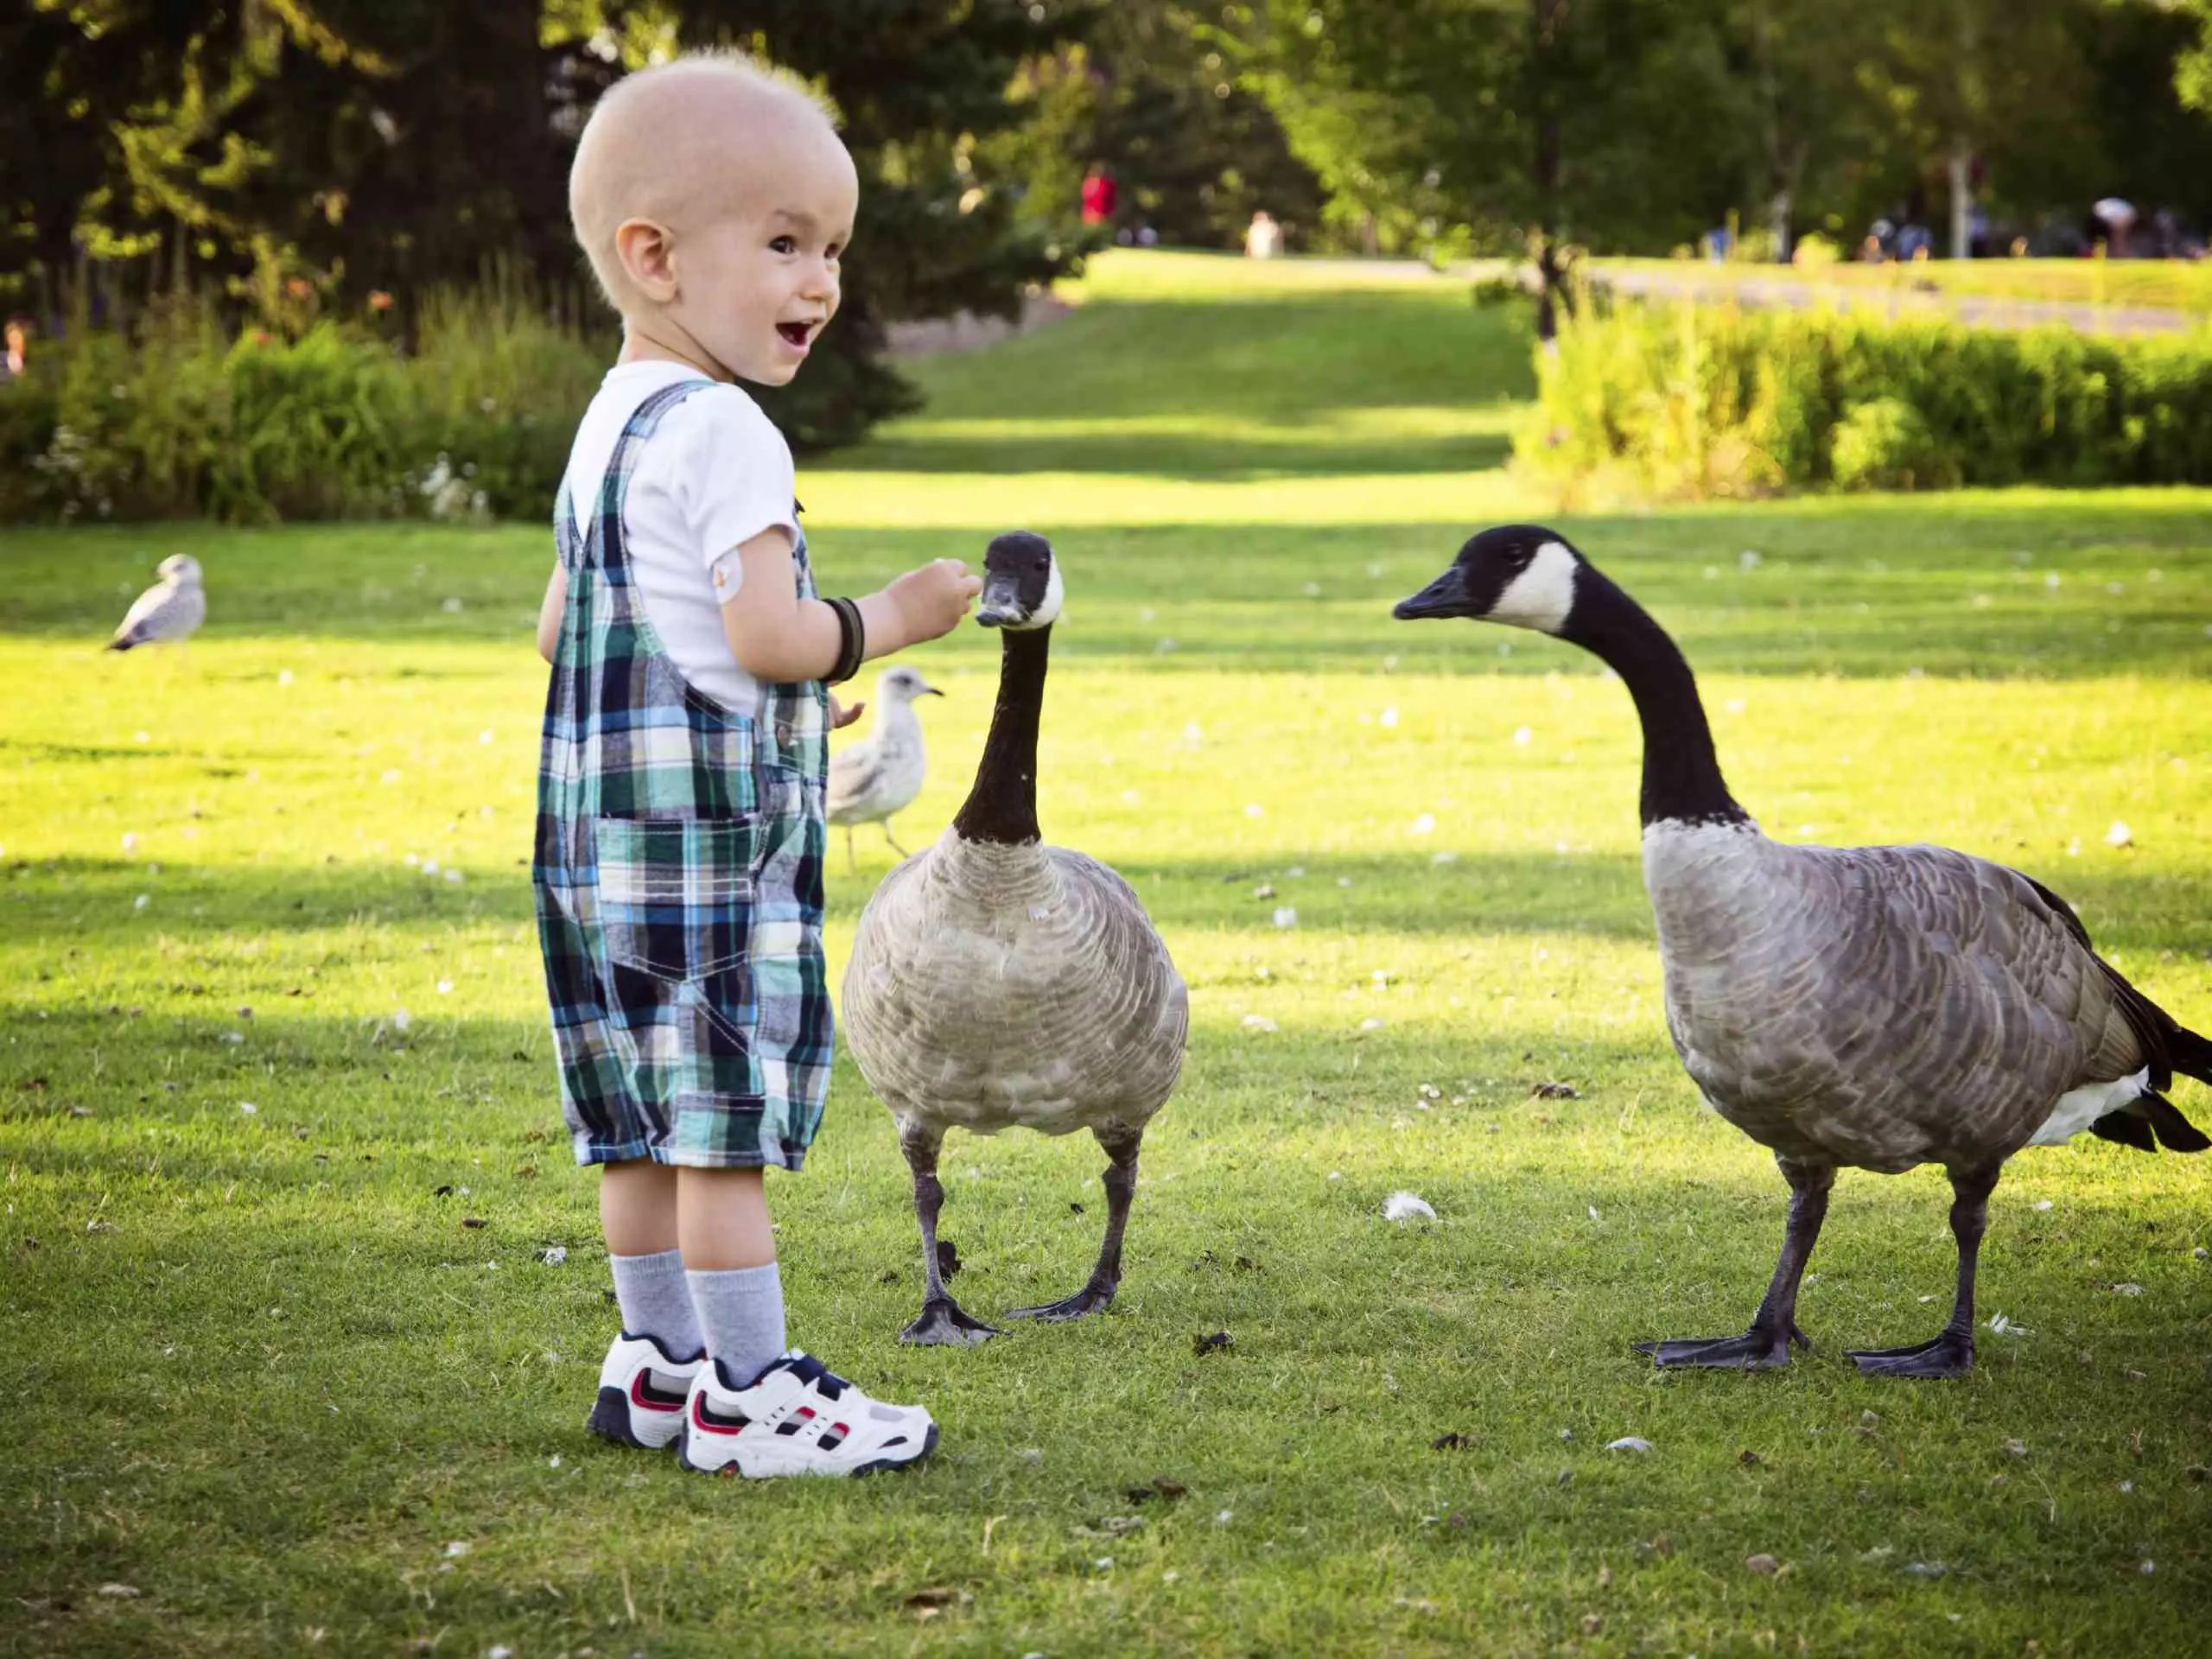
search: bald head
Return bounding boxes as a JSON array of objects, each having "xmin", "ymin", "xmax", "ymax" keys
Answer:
[{"xmin": 569, "ymin": 54, "xmax": 850, "ymax": 312}]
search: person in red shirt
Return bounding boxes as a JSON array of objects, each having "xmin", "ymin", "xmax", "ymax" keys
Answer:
[{"xmin": 1080, "ymin": 162, "xmax": 1117, "ymax": 226}]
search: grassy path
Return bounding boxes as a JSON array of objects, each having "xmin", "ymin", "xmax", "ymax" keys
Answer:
[{"xmin": 3, "ymin": 252, "xmax": 2210, "ymax": 1656}]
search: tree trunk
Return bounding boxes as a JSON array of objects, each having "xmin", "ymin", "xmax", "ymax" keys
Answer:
[
  {"xmin": 1948, "ymin": 137, "xmax": 1971, "ymax": 260},
  {"xmin": 1769, "ymin": 189, "xmax": 1792, "ymax": 264},
  {"xmin": 1531, "ymin": 0, "xmax": 1567, "ymax": 342}
]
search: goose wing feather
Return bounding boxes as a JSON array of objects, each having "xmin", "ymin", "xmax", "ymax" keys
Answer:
[
  {"xmin": 1654, "ymin": 830, "xmax": 2141, "ymax": 1170},
  {"xmin": 842, "ymin": 835, "xmax": 1187, "ymax": 1138}
]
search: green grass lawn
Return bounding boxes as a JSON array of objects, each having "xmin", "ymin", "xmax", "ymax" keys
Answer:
[
  {"xmin": 4, "ymin": 251, "xmax": 2211, "ymax": 1656},
  {"xmin": 1592, "ymin": 253, "xmax": 2212, "ymax": 315}
]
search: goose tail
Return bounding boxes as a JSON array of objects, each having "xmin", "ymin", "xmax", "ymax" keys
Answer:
[
  {"xmin": 2088, "ymin": 995, "xmax": 2212, "ymax": 1154},
  {"xmin": 2165, "ymin": 1017, "xmax": 2212, "ymax": 1089}
]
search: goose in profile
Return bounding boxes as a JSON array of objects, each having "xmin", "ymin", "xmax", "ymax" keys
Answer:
[
  {"xmin": 1395, "ymin": 524, "xmax": 2210, "ymax": 1378},
  {"xmin": 107, "ymin": 556, "xmax": 206, "ymax": 652},
  {"xmin": 842, "ymin": 531, "xmax": 1188, "ymax": 1345},
  {"xmin": 827, "ymin": 664, "xmax": 944, "ymax": 872}
]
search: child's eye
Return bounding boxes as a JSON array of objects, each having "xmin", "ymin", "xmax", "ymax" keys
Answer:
[{"xmin": 769, "ymin": 235, "xmax": 798, "ymax": 255}]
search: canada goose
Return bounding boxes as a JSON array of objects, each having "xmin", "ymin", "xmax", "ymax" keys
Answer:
[
  {"xmin": 842, "ymin": 531, "xmax": 1188, "ymax": 1345},
  {"xmin": 1396, "ymin": 524, "xmax": 2210, "ymax": 1378},
  {"xmin": 827, "ymin": 664, "xmax": 944, "ymax": 873},
  {"xmin": 107, "ymin": 556, "xmax": 206, "ymax": 652}
]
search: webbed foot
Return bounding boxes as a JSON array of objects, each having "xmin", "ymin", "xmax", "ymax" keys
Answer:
[
  {"xmin": 1633, "ymin": 1322, "xmax": 1807, "ymax": 1370},
  {"xmin": 900, "ymin": 1295, "xmax": 999, "ymax": 1346},
  {"xmin": 1845, "ymin": 1332, "xmax": 1974, "ymax": 1378},
  {"xmin": 1003, "ymin": 1280, "xmax": 1116, "ymax": 1323}
]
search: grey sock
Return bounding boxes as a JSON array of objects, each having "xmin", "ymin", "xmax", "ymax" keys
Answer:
[
  {"xmin": 688, "ymin": 1262, "xmax": 786, "ymax": 1387},
  {"xmin": 609, "ymin": 1249, "xmax": 703, "ymax": 1359}
]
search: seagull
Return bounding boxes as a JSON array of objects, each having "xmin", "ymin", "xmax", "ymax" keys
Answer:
[
  {"xmin": 107, "ymin": 556, "xmax": 206, "ymax": 652},
  {"xmin": 827, "ymin": 664, "xmax": 943, "ymax": 872}
]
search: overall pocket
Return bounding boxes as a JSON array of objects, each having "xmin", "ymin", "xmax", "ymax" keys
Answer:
[{"xmin": 592, "ymin": 817, "xmax": 758, "ymax": 982}]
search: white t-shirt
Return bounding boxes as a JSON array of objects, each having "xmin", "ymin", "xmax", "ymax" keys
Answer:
[{"xmin": 558, "ymin": 360, "xmax": 800, "ymax": 714}]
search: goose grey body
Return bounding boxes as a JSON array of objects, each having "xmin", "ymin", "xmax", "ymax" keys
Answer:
[
  {"xmin": 826, "ymin": 664, "xmax": 941, "ymax": 870},
  {"xmin": 1646, "ymin": 823, "xmax": 2152, "ymax": 1173},
  {"xmin": 107, "ymin": 556, "xmax": 206, "ymax": 651},
  {"xmin": 847, "ymin": 836, "xmax": 1185, "ymax": 1140},
  {"xmin": 1397, "ymin": 524, "xmax": 2209, "ymax": 1378},
  {"xmin": 841, "ymin": 532, "xmax": 1186, "ymax": 1344}
]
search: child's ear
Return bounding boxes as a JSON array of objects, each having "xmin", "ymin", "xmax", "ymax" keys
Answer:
[{"xmin": 614, "ymin": 219, "xmax": 679, "ymax": 302}]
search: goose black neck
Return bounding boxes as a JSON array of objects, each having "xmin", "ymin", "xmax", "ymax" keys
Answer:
[
  {"xmin": 1561, "ymin": 576, "xmax": 1747, "ymax": 830},
  {"xmin": 952, "ymin": 626, "xmax": 1050, "ymax": 845}
]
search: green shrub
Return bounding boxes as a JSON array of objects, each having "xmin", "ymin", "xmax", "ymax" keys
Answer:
[
  {"xmin": 219, "ymin": 325, "xmax": 414, "ymax": 522},
  {"xmin": 0, "ymin": 285, "xmax": 611, "ymax": 524},
  {"xmin": 1518, "ymin": 297, "xmax": 2212, "ymax": 499},
  {"xmin": 1830, "ymin": 396, "xmax": 1952, "ymax": 491},
  {"xmin": 408, "ymin": 282, "xmax": 608, "ymax": 523}
]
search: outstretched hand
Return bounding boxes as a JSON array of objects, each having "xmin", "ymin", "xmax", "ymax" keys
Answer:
[
  {"xmin": 829, "ymin": 695, "xmax": 866, "ymax": 730},
  {"xmin": 887, "ymin": 558, "xmax": 982, "ymax": 646}
]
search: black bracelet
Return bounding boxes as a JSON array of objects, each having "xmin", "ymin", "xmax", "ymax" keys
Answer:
[{"xmin": 824, "ymin": 595, "xmax": 865, "ymax": 685}]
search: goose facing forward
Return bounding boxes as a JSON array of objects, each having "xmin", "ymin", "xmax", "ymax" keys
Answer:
[
  {"xmin": 841, "ymin": 531, "xmax": 1188, "ymax": 1345},
  {"xmin": 1395, "ymin": 525, "xmax": 2210, "ymax": 1378},
  {"xmin": 827, "ymin": 664, "xmax": 944, "ymax": 872}
]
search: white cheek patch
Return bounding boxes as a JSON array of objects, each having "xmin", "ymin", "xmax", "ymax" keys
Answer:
[
  {"xmin": 1489, "ymin": 540, "xmax": 1578, "ymax": 633},
  {"xmin": 1008, "ymin": 559, "xmax": 1065, "ymax": 631}
]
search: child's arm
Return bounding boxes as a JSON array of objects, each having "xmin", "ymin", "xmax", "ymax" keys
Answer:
[
  {"xmin": 537, "ymin": 565, "xmax": 567, "ymax": 664},
  {"xmin": 719, "ymin": 527, "xmax": 978, "ymax": 682}
]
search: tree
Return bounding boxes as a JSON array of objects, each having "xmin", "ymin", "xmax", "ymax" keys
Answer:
[
  {"xmin": 1225, "ymin": 0, "xmax": 1738, "ymax": 331},
  {"xmin": 1847, "ymin": 0, "xmax": 2093, "ymax": 259},
  {"xmin": 1719, "ymin": 0, "xmax": 1888, "ymax": 259},
  {"xmin": 2177, "ymin": 0, "xmax": 2212, "ymax": 113},
  {"xmin": 988, "ymin": 2, "xmax": 1325, "ymax": 251},
  {"xmin": 3, "ymin": 0, "xmax": 1085, "ymax": 451}
]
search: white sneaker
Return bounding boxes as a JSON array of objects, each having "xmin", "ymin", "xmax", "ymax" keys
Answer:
[
  {"xmin": 586, "ymin": 1332, "xmax": 704, "ymax": 1450},
  {"xmin": 677, "ymin": 1351, "xmax": 938, "ymax": 1478}
]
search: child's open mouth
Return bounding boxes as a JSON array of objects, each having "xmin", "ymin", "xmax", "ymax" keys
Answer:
[{"xmin": 776, "ymin": 322, "xmax": 813, "ymax": 348}]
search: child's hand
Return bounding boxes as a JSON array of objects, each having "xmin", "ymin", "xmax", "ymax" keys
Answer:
[
  {"xmin": 887, "ymin": 558, "xmax": 982, "ymax": 646},
  {"xmin": 829, "ymin": 695, "xmax": 865, "ymax": 730}
]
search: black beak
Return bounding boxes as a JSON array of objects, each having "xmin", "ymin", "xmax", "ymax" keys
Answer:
[
  {"xmin": 921, "ymin": 687, "xmax": 945, "ymax": 697},
  {"xmin": 1393, "ymin": 565, "xmax": 1471, "ymax": 621},
  {"xmin": 976, "ymin": 575, "xmax": 1026, "ymax": 629}
]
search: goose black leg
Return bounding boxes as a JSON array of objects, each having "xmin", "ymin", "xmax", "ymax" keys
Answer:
[
  {"xmin": 1637, "ymin": 1157, "xmax": 1834, "ymax": 1370},
  {"xmin": 897, "ymin": 1124, "xmax": 998, "ymax": 1345},
  {"xmin": 1005, "ymin": 1126, "xmax": 1141, "ymax": 1323},
  {"xmin": 1847, "ymin": 1160, "xmax": 1999, "ymax": 1379},
  {"xmin": 883, "ymin": 821, "xmax": 910, "ymax": 859},
  {"xmin": 842, "ymin": 823, "xmax": 857, "ymax": 875}
]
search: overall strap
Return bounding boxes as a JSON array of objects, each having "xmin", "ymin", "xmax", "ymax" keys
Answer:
[{"xmin": 576, "ymin": 377, "xmax": 719, "ymax": 576}]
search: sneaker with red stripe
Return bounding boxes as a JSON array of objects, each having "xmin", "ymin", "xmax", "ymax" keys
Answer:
[
  {"xmin": 586, "ymin": 1332, "xmax": 703, "ymax": 1450},
  {"xmin": 677, "ymin": 1351, "xmax": 938, "ymax": 1478}
]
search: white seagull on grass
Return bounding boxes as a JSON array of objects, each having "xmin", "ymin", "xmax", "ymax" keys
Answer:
[
  {"xmin": 107, "ymin": 556, "xmax": 206, "ymax": 652},
  {"xmin": 827, "ymin": 664, "xmax": 943, "ymax": 872}
]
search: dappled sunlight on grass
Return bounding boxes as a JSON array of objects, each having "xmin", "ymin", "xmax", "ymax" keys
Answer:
[{"xmin": 4, "ymin": 247, "xmax": 2211, "ymax": 1655}]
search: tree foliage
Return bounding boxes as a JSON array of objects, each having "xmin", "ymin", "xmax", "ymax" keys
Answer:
[
  {"xmin": 1220, "ymin": 0, "xmax": 2212, "ymax": 282},
  {"xmin": 3, "ymin": 0, "xmax": 1080, "ymax": 449},
  {"xmin": 986, "ymin": 2, "xmax": 1325, "ymax": 251}
]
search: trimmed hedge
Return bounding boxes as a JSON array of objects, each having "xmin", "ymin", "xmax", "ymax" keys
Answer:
[{"xmin": 1516, "ymin": 296, "xmax": 2212, "ymax": 500}]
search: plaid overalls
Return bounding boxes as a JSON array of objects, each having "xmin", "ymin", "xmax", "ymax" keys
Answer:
[{"xmin": 534, "ymin": 379, "xmax": 833, "ymax": 1170}]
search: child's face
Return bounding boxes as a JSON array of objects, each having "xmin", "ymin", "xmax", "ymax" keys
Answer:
[{"xmin": 671, "ymin": 131, "xmax": 858, "ymax": 387}]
